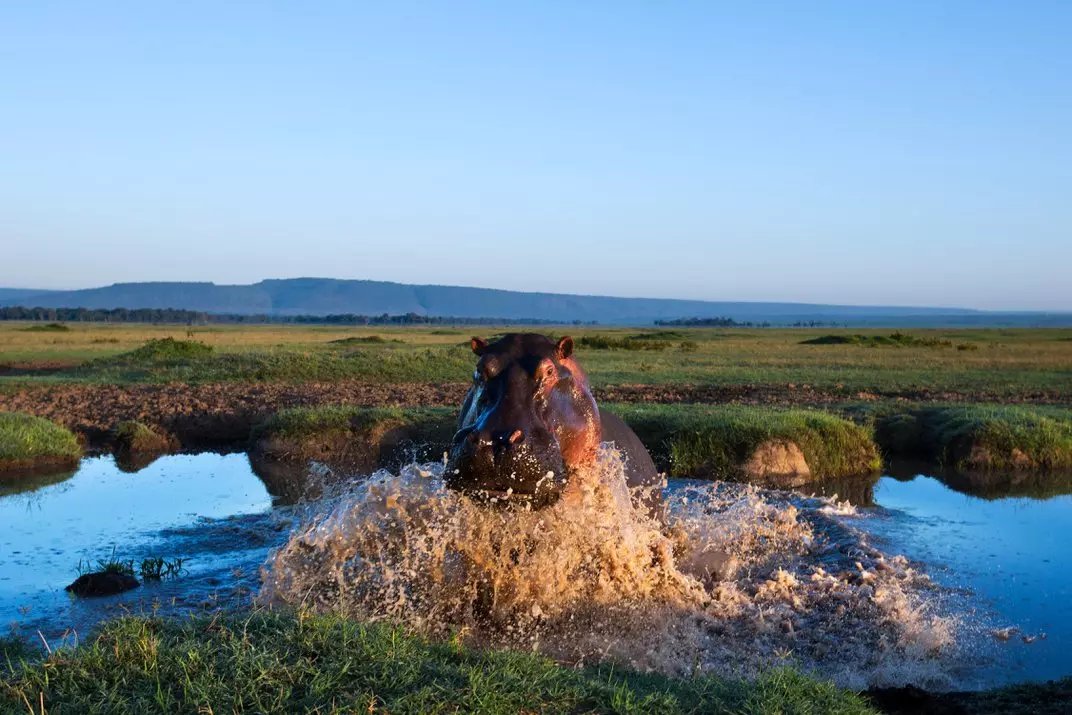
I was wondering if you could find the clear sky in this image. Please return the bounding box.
[1,1,1069,310]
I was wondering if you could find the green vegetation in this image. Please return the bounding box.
[112,420,175,454]
[252,406,456,469]
[578,335,674,350]
[0,612,876,714]
[122,337,214,361]
[55,344,474,384]
[137,557,186,581]
[77,549,186,582]
[801,331,968,348]
[873,405,1072,472]
[76,547,137,578]
[1,324,1069,400]
[609,404,881,481]
[329,335,403,345]
[0,412,81,472]
[19,322,70,332]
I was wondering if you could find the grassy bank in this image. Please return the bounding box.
[2,323,1069,400]
[250,404,880,485]
[0,612,876,714]
[873,405,1072,472]
[251,406,456,470]
[0,412,81,473]
[609,404,881,483]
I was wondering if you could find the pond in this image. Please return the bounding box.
[0,453,1069,690]
[842,472,1072,686]
[0,453,287,646]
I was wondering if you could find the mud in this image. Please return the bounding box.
[1,380,1062,450]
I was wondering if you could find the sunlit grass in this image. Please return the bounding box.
[0,411,81,469]
[0,611,878,714]
[0,323,1069,398]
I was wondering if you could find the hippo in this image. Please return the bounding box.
[445,333,661,512]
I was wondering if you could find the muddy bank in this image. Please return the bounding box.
[3,380,1065,447]
[0,381,469,448]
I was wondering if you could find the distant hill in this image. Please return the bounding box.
[0,278,1068,327]
[0,288,56,302]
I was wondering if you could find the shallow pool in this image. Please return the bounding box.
[1,454,1069,688]
[849,472,1072,685]
[0,453,283,645]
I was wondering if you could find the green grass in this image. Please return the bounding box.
[0,612,876,714]
[251,406,456,468]
[0,412,82,471]
[251,403,880,481]
[60,344,476,384]
[800,331,956,348]
[112,420,174,453]
[2,324,1069,399]
[18,322,70,332]
[608,404,881,480]
[252,405,456,443]
[76,548,187,582]
[123,337,214,360]
[873,405,1072,471]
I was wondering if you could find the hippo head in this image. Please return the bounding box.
[445,333,601,509]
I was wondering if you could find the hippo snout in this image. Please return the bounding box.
[445,426,568,508]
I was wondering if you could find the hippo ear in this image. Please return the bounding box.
[556,336,574,359]
[470,337,489,355]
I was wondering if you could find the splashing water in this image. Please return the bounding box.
[260,446,960,689]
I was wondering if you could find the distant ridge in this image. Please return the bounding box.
[0,278,1068,327]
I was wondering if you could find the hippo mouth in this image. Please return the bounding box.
[444,431,569,509]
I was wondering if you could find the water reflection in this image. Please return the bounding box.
[0,453,274,637]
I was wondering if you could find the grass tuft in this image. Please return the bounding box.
[112,420,175,454]
[609,404,881,480]
[0,412,82,471]
[0,612,876,714]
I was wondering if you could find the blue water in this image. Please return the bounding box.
[855,474,1072,685]
[1,455,1069,687]
[0,453,277,642]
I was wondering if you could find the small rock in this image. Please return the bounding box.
[741,440,811,486]
[65,571,140,597]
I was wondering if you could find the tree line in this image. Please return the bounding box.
[0,306,593,326]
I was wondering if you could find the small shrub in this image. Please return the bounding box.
[113,421,175,453]
[123,337,214,361]
[801,333,954,348]
[19,322,70,332]
[330,335,396,345]
[577,335,672,351]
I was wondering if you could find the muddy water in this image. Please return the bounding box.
[1,452,1069,691]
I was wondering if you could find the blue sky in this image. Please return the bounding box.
[1,1,1068,310]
